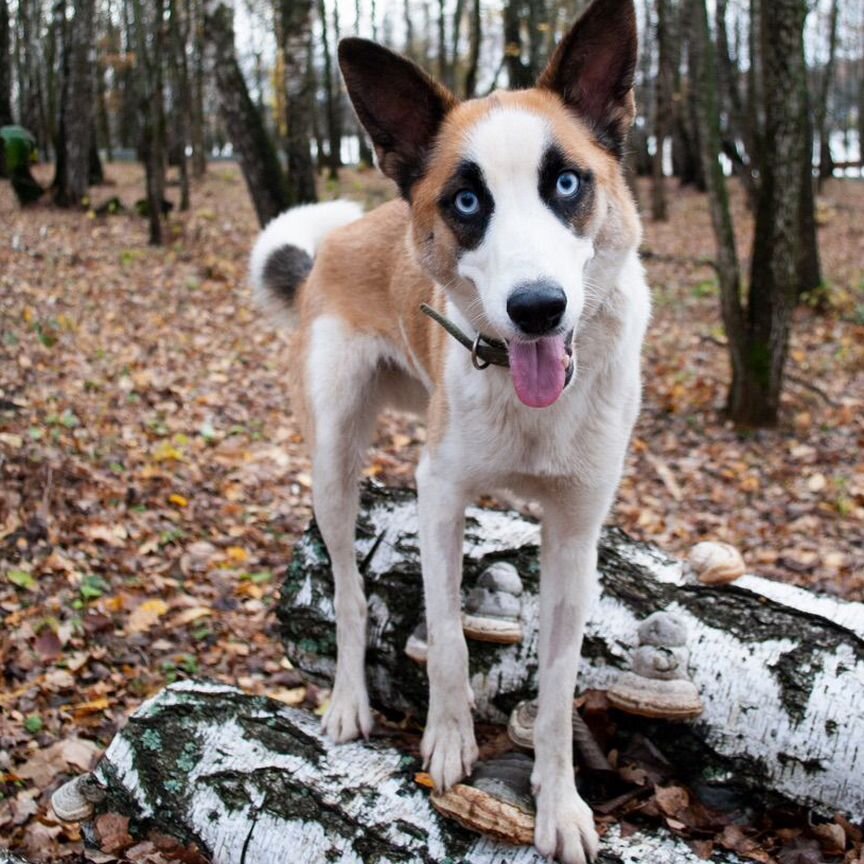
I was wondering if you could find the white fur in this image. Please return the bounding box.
[253,111,650,864]
[452,109,596,342]
[248,199,363,309]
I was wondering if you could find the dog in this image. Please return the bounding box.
[250,0,647,859]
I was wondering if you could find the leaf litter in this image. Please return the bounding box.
[0,164,862,861]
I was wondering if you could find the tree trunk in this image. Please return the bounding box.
[449,0,466,93]
[670,0,704,189]
[815,0,839,185]
[463,0,481,98]
[53,0,97,207]
[69,680,749,864]
[317,0,341,179]
[437,0,447,86]
[188,0,206,178]
[503,0,533,90]
[279,486,864,821]
[203,0,289,227]
[354,0,374,166]
[15,0,43,142]
[132,0,167,245]
[0,0,12,127]
[682,0,706,191]
[168,0,191,210]
[691,0,746,416]
[403,0,416,60]
[650,0,672,221]
[278,0,318,205]
[735,0,818,425]
[715,0,757,208]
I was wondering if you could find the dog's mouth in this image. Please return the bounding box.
[507,330,575,409]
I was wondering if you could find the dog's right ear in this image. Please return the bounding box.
[339,38,456,198]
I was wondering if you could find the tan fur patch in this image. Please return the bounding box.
[293,86,639,448]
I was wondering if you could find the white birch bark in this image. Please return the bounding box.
[88,680,745,864]
[280,486,864,822]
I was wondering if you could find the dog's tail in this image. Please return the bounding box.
[249,199,363,314]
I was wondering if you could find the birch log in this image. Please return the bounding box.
[279,485,864,822]
[82,680,746,864]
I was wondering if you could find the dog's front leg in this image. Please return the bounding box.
[532,492,605,864]
[416,454,478,791]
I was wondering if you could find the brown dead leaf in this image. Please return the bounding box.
[96,812,134,854]
[655,784,690,818]
[127,598,169,634]
[16,738,101,786]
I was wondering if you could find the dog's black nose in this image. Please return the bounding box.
[507,281,567,335]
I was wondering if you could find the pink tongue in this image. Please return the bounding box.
[508,336,567,408]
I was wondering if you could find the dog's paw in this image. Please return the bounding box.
[421,704,478,791]
[321,683,373,743]
[533,781,598,864]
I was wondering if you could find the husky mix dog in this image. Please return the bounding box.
[250,0,648,859]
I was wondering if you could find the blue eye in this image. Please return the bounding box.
[454,189,480,216]
[556,171,580,198]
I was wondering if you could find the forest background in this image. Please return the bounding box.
[0,0,863,859]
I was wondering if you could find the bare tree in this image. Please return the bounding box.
[503,0,533,88]
[318,0,341,178]
[168,0,191,210]
[693,0,821,427]
[0,0,12,127]
[463,0,481,97]
[715,0,757,206]
[131,0,167,243]
[354,0,374,165]
[650,0,673,220]
[188,0,207,178]
[815,0,840,184]
[53,0,98,207]
[204,0,289,226]
[278,0,318,204]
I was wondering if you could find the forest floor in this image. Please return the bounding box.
[1,162,862,862]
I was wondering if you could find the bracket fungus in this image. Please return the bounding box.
[50,773,106,822]
[688,541,746,585]
[461,561,524,644]
[607,611,703,721]
[430,752,536,846]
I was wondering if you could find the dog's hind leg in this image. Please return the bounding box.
[307,316,382,743]
[416,453,478,790]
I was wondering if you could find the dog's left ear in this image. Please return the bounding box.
[339,38,457,197]
[537,0,638,158]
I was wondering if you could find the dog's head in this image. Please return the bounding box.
[339,0,640,408]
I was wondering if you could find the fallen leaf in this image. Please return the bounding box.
[127,599,169,634]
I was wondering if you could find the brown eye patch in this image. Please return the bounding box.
[538,145,595,234]
[437,161,495,252]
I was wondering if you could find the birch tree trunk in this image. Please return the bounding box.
[203,0,289,226]
[279,486,864,822]
[278,0,318,205]
[75,680,747,864]
[53,0,97,207]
